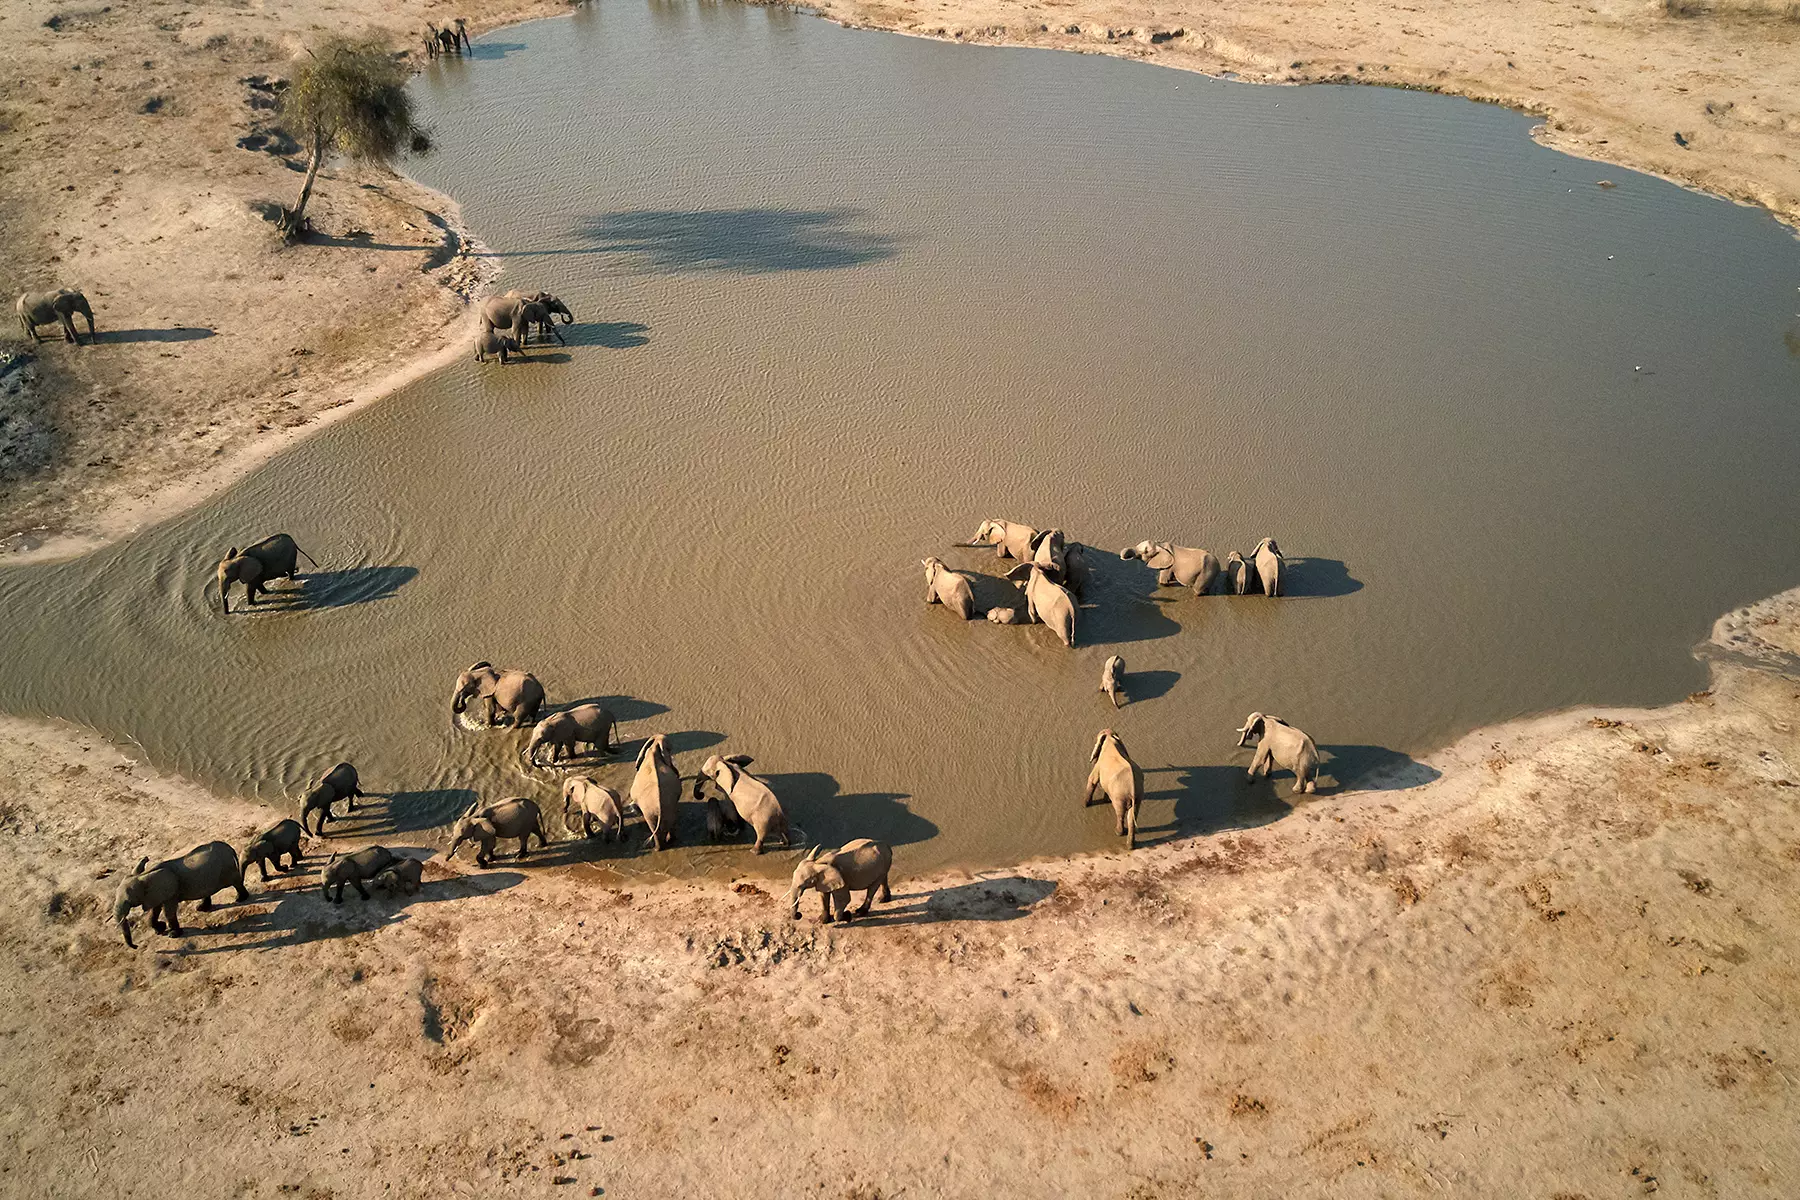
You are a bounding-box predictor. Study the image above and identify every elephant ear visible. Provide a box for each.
[805,844,824,862]
[1004,562,1035,583]
[1090,731,1108,763]
[132,856,150,875]
[816,865,847,893]
[635,738,656,769]
[724,754,754,769]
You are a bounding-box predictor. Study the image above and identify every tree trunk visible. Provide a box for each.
[283,134,326,238]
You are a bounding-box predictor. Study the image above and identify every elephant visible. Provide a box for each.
[449,798,548,868]
[17,288,96,344]
[372,857,424,896]
[450,662,544,727]
[986,606,1026,625]
[425,21,465,57]
[693,754,794,854]
[1029,528,1067,577]
[785,839,893,922]
[1005,561,1077,648]
[524,704,617,766]
[1059,541,1094,601]
[1252,537,1285,597]
[631,733,681,850]
[473,324,518,364]
[321,845,399,902]
[1084,729,1143,849]
[922,556,977,620]
[240,818,306,882]
[1122,541,1219,594]
[1099,655,1125,709]
[968,519,1039,562]
[704,796,742,842]
[503,290,574,344]
[479,295,554,348]
[114,841,248,947]
[301,762,363,836]
[1235,712,1320,795]
[1225,551,1259,596]
[562,776,624,842]
[216,533,315,614]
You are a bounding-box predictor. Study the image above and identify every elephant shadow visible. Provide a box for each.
[758,773,939,850]
[963,570,1025,616]
[323,787,479,839]
[564,321,651,350]
[1118,669,1179,704]
[100,327,217,344]
[466,41,529,60]
[1074,555,1185,646]
[1133,764,1297,848]
[175,863,525,954]
[560,694,673,725]
[848,877,1057,927]
[1284,558,1364,599]
[1320,744,1439,792]
[246,566,417,612]
[504,350,572,366]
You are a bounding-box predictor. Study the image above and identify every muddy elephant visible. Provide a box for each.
[1122,540,1219,594]
[786,839,893,922]
[240,818,307,882]
[16,288,96,344]
[524,704,617,766]
[450,662,544,727]
[968,518,1039,562]
[449,797,548,867]
[372,857,424,896]
[301,762,364,836]
[1251,537,1285,597]
[1005,561,1077,648]
[503,290,574,344]
[321,845,399,902]
[694,753,794,854]
[216,533,315,614]
[1085,729,1143,849]
[562,776,624,842]
[114,841,248,947]
[474,324,518,364]
[631,733,681,850]
[1099,655,1125,709]
[922,556,977,620]
[1225,551,1258,596]
[1236,712,1319,795]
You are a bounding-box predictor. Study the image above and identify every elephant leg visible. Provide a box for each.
[752,829,766,854]
[198,896,214,911]
[1126,802,1138,849]
[856,888,876,916]
[258,860,272,883]
[352,878,370,900]
[234,879,249,902]
[483,695,498,726]
[1157,568,1176,586]
[1250,746,1271,780]
[149,911,167,933]
[165,904,183,936]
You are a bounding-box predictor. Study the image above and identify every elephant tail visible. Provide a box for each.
[295,545,319,571]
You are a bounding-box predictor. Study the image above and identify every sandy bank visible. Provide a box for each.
[3,587,1797,1195]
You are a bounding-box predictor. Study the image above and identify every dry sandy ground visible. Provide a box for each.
[2,588,1797,1198]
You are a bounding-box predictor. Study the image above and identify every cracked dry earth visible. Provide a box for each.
[3,590,1799,1197]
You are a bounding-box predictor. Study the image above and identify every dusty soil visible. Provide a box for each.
[2,588,1797,1197]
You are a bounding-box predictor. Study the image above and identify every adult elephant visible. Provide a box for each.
[450,662,545,727]
[503,290,574,344]
[1005,561,1077,648]
[1235,712,1319,794]
[693,753,794,854]
[968,518,1039,562]
[1084,729,1143,849]
[16,288,96,344]
[114,841,248,947]
[1251,537,1286,597]
[216,533,315,614]
[523,703,616,766]
[479,295,553,349]
[1122,540,1219,594]
[631,733,681,850]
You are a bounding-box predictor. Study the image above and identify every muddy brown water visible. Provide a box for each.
[3,2,1799,879]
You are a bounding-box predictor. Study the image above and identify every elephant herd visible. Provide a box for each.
[474,289,575,364]
[423,18,472,59]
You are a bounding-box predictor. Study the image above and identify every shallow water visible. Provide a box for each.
[3,2,1798,877]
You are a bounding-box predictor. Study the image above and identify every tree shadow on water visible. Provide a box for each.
[567,208,900,274]
[759,772,938,849]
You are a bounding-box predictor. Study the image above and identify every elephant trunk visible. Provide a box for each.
[216,564,231,615]
[114,899,135,947]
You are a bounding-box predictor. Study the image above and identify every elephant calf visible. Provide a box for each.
[1085,729,1143,849]
[217,532,315,614]
[1225,551,1258,596]
[563,776,624,842]
[986,607,1027,626]
[321,845,399,902]
[922,556,977,620]
[16,288,95,344]
[241,818,307,882]
[449,798,548,867]
[372,857,425,896]
[1236,712,1319,795]
[786,840,893,923]
[474,325,519,364]
[1099,655,1125,709]
[302,762,364,836]
[115,841,248,947]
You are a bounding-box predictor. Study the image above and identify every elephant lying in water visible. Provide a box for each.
[114,841,248,947]
[1236,712,1319,794]
[1122,540,1219,594]
[1085,729,1143,849]
[16,288,96,344]
[694,753,794,854]
[451,662,544,727]
[217,533,316,614]
[786,839,892,922]
[524,704,616,766]
[449,798,548,867]
[922,556,977,620]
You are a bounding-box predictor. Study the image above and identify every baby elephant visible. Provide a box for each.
[302,762,364,836]
[240,818,307,882]
[921,556,977,620]
[694,753,794,854]
[986,607,1027,625]
[449,797,548,867]
[321,845,399,902]
[16,288,96,344]
[474,325,519,364]
[785,839,893,922]
[114,841,248,947]
[372,857,425,897]
[1235,712,1319,794]
[1225,551,1258,596]
[562,776,624,842]
[1099,655,1125,708]
[1085,729,1143,849]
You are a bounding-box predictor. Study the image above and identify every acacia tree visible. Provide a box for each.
[277,37,431,238]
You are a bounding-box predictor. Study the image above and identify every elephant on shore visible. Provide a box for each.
[1100,655,1125,709]
[968,519,1039,562]
[449,798,548,867]
[785,839,893,922]
[114,841,248,947]
[922,556,977,619]
[1005,561,1077,648]
[562,776,624,842]
[451,662,544,727]
[1084,729,1143,849]
[694,753,794,854]
[503,290,574,344]
[240,819,306,882]
[1122,540,1219,594]
[1252,537,1285,597]
[301,762,363,836]
[1235,712,1319,795]
[321,845,399,902]
[216,533,315,614]
[631,733,680,850]
[524,704,616,766]
[372,856,424,896]
[17,288,95,344]
[1225,551,1258,596]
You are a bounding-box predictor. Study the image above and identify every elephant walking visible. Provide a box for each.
[450,662,545,727]
[114,841,248,947]
[241,819,306,881]
[1235,712,1319,795]
[449,798,548,867]
[1122,540,1220,594]
[16,288,95,344]
[322,845,399,902]
[786,840,893,922]
[1005,561,1078,648]
[1099,655,1125,708]
[216,533,316,613]
[563,776,624,842]
[301,762,364,836]
[1084,729,1143,849]
[524,704,616,766]
[694,753,794,854]
[503,290,574,344]
[968,518,1039,562]
[631,733,681,850]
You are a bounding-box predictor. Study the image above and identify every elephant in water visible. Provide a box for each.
[968,518,1039,562]
[1235,712,1319,795]
[1084,729,1143,849]
[1005,561,1077,648]
[216,533,316,614]
[114,841,248,947]
[785,840,893,922]
[1122,540,1219,594]
[694,753,794,854]
[450,662,544,727]
[631,733,681,850]
[1225,551,1258,596]
[1030,528,1067,576]
[1099,655,1125,709]
[1252,537,1285,597]
[922,556,976,619]
[449,798,548,867]
[479,295,554,349]
[563,776,624,842]
[503,290,573,344]
[986,607,1027,625]
[524,704,616,766]
[16,288,95,344]
[474,324,518,364]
